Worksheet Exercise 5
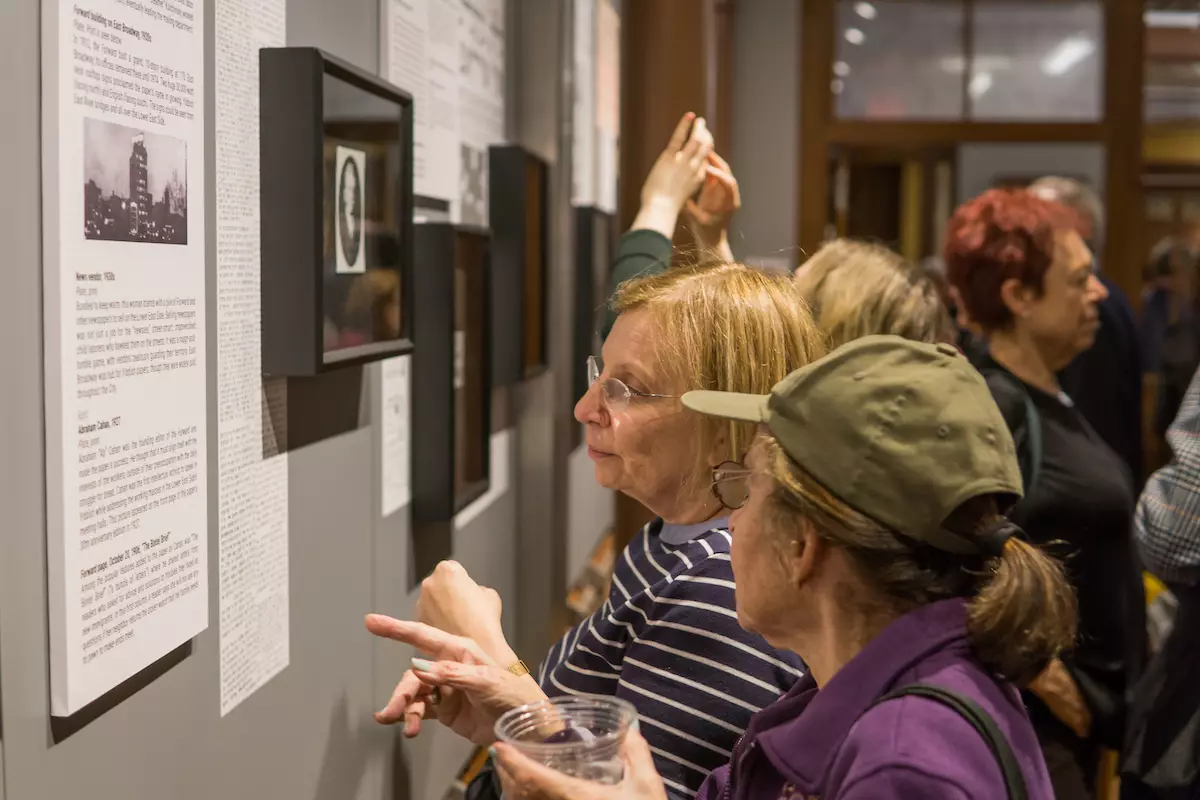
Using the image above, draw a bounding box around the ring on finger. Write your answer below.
[429,687,442,706]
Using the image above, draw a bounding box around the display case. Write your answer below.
[259,47,415,376]
[572,206,618,410]
[488,145,549,385]
[411,223,493,541]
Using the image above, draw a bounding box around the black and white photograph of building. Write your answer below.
[83,118,188,245]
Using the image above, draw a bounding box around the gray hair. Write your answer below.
[1028,176,1105,246]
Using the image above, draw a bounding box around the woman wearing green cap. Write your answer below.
[382,335,1076,800]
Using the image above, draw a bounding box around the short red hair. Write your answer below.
[943,189,1079,332]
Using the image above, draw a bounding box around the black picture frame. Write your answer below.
[411,223,493,543]
[488,145,549,385]
[572,206,618,411]
[259,46,415,377]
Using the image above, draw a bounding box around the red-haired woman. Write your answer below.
[945,188,1138,800]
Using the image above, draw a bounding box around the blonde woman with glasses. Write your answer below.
[369,261,824,799]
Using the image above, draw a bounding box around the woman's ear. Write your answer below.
[999,277,1034,320]
[707,424,732,467]
[787,519,823,589]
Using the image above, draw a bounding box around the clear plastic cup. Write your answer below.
[493,696,637,785]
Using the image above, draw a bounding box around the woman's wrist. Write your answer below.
[690,226,733,262]
[632,196,682,240]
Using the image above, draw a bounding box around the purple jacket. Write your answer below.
[696,599,1054,800]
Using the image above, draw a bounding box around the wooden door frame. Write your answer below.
[798,0,1145,304]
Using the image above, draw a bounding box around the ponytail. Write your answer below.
[966,520,1077,686]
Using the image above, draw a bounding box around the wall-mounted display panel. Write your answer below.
[572,207,617,423]
[43,0,209,717]
[454,229,492,510]
[489,145,549,385]
[260,47,415,376]
[412,223,493,545]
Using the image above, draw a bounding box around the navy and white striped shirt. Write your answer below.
[538,518,806,798]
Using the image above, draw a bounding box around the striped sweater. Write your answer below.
[538,517,806,798]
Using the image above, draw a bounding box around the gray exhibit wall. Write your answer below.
[0,0,608,799]
[956,143,1107,212]
[729,0,801,270]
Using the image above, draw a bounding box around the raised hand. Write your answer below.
[685,150,740,261]
[633,112,714,239]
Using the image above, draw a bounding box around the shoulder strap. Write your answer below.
[870,684,1029,800]
[982,368,1043,499]
[1019,388,1042,499]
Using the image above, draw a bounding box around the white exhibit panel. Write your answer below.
[383,0,460,204]
[214,0,291,717]
[456,0,506,227]
[594,0,620,214]
[43,0,210,717]
[381,355,413,517]
[572,0,596,207]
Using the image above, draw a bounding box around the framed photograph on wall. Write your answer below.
[453,228,492,510]
[259,47,415,376]
[571,206,618,447]
[488,145,549,385]
[411,223,493,569]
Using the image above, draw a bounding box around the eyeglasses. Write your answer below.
[587,356,679,414]
[711,461,752,509]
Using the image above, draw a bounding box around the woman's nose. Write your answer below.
[1087,274,1109,303]
[574,380,606,425]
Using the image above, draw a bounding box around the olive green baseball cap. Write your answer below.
[682,335,1022,555]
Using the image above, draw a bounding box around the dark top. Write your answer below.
[980,354,1137,746]
[600,229,674,341]
[1058,276,1143,487]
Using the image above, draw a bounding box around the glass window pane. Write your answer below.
[969,2,1104,121]
[1145,61,1200,123]
[833,0,965,120]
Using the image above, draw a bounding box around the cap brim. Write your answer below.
[681,390,770,423]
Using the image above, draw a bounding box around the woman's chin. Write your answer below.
[592,462,622,489]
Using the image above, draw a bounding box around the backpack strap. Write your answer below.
[869,683,1029,800]
[1019,388,1043,499]
[981,368,1043,500]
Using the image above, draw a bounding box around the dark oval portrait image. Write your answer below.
[338,156,363,268]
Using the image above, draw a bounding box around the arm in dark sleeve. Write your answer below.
[600,229,673,341]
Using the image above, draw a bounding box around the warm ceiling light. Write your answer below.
[844,27,865,45]
[1041,37,1096,76]
[833,61,851,77]
[854,1,877,20]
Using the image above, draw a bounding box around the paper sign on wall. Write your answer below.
[45,0,209,715]
[381,355,412,517]
[215,0,290,718]
[383,0,461,205]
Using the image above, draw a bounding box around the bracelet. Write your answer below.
[506,659,530,678]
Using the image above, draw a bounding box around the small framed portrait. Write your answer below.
[334,145,366,274]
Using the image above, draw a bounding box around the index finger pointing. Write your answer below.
[365,615,465,657]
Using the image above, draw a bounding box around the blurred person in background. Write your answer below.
[1029,176,1143,489]
[946,187,1139,800]
[1141,237,1200,442]
[1121,364,1200,800]
[794,240,954,346]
